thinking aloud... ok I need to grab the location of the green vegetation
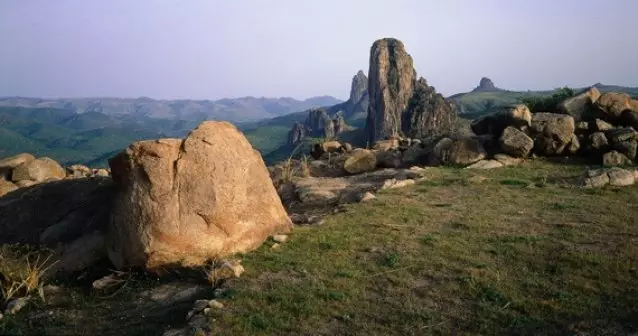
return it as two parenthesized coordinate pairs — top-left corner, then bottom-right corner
(519, 87), (575, 113)
(2, 160), (638, 335)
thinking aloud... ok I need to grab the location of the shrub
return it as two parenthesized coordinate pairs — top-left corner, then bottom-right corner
(519, 87), (574, 113)
(0, 244), (56, 303)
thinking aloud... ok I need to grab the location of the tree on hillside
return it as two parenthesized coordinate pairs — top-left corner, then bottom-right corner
(519, 87), (574, 113)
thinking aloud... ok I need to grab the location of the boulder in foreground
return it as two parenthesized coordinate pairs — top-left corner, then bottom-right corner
(108, 121), (292, 270)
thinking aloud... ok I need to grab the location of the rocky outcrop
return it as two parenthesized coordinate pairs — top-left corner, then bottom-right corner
(402, 77), (456, 139)
(0, 153), (35, 179)
(499, 126), (534, 158)
(107, 121), (292, 270)
(0, 178), (114, 272)
(346, 70), (369, 117)
(471, 104), (532, 138)
(591, 92), (636, 123)
(530, 113), (576, 156)
(471, 77), (501, 92)
(557, 87), (601, 121)
(304, 108), (335, 139)
(288, 122), (307, 145)
(332, 112), (349, 136)
(365, 38), (416, 142)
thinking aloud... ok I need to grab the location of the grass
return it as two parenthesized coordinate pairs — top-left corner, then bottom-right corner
(3, 160), (638, 336)
(206, 160), (638, 335)
(0, 245), (57, 303)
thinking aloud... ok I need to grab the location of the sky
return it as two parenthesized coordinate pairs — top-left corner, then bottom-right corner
(1, 0), (637, 100)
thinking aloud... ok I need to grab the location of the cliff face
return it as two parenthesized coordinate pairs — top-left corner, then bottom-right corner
(365, 38), (416, 142)
(402, 78), (456, 139)
(347, 71), (369, 117)
(471, 77), (502, 92)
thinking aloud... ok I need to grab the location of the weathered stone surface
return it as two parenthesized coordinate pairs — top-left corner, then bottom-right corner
(0, 153), (35, 179)
(402, 145), (429, 166)
(499, 126), (534, 158)
(11, 157), (65, 182)
(107, 121), (292, 270)
(375, 150), (402, 168)
(593, 119), (614, 131)
(304, 108), (335, 139)
(592, 92), (634, 122)
(431, 137), (487, 166)
(0, 178), (113, 272)
(288, 122), (307, 145)
(345, 70), (369, 118)
(373, 139), (399, 151)
(402, 77), (456, 139)
(94, 169), (110, 177)
(14, 180), (37, 188)
(531, 113), (575, 156)
(365, 38), (415, 142)
(557, 87), (600, 121)
(605, 128), (638, 144)
(566, 134), (581, 155)
(465, 160), (504, 169)
(608, 168), (635, 186)
(603, 150), (632, 166)
(621, 110), (638, 130)
(575, 121), (589, 133)
(66, 164), (93, 178)
(493, 154), (522, 166)
(471, 104), (532, 137)
(310, 141), (343, 159)
(589, 132), (609, 150)
(381, 178), (415, 189)
(579, 169), (610, 188)
(343, 149), (377, 174)
(0, 180), (17, 198)
(332, 112), (350, 136)
(614, 140), (638, 160)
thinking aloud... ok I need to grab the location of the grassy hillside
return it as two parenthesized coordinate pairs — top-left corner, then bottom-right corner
(3, 160), (637, 335)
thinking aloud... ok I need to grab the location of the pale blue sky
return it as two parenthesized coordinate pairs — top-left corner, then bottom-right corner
(1, 0), (637, 100)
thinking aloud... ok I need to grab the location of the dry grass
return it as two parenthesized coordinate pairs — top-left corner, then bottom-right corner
(0, 245), (57, 303)
(300, 155), (311, 177)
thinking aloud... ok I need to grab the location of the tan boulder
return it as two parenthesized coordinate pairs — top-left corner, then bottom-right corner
(557, 87), (600, 121)
(499, 126), (534, 158)
(603, 150), (632, 166)
(11, 157), (65, 182)
(107, 121), (292, 270)
(0, 180), (18, 198)
(343, 149), (377, 174)
(0, 153), (35, 179)
(431, 137), (487, 166)
(14, 180), (37, 188)
(470, 104), (532, 137)
(465, 160), (504, 170)
(593, 92), (634, 122)
(66, 164), (92, 178)
(531, 113), (575, 156)
(94, 169), (110, 177)
(372, 139), (400, 151)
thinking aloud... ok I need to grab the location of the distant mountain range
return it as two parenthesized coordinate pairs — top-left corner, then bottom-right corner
(0, 95), (343, 123)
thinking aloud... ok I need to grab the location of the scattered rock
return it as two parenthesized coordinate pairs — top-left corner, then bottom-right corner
(92, 273), (126, 290)
(401, 145), (429, 166)
(593, 119), (614, 131)
(208, 300), (224, 309)
(271, 243), (281, 249)
(11, 157), (65, 183)
(493, 154), (522, 166)
(608, 168), (635, 186)
(272, 234), (289, 243)
(575, 121), (589, 133)
(210, 260), (245, 281)
(499, 126), (534, 157)
(580, 169), (611, 188)
(431, 137), (487, 166)
(614, 140), (637, 160)
(192, 300), (210, 313)
(343, 149), (377, 174)
(359, 191), (376, 202)
(289, 213), (308, 224)
(465, 160), (504, 169)
(107, 122), (292, 270)
(589, 132), (609, 150)
(381, 178), (415, 190)
(470, 104), (532, 137)
(4, 297), (29, 315)
(372, 139), (399, 151)
(375, 150), (402, 168)
(603, 150), (632, 166)
(605, 128), (638, 144)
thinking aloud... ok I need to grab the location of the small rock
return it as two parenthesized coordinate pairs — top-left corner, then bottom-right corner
(203, 308), (212, 316)
(208, 300), (224, 309)
(593, 119), (614, 131)
(465, 160), (504, 170)
(608, 168), (635, 187)
(271, 243), (281, 249)
(580, 169), (610, 188)
(493, 154), (522, 166)
(307, 216), (325, 226)
(408, 166), (426, 172)
(289, 213), (308, 224)
(4, 297), (29, 315)
(603, 150), (632, 166)
(359, 191), (376, 202)
(381, 178), (416, 190)
(193, 300), (209, 312)
(272, 234), (288, 243)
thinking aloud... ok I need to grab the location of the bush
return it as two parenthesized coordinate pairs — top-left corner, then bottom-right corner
(519, 87), (574, 113)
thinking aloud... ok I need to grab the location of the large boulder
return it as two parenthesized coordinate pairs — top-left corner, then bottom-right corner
(614, 140), (638, 161)
(343, 149), (377, 174)
(11, 157), (65, 182)
(365, 38), (416, 142)
(557, 87), (600, 121)
(603, 150), (632, 166)
(470, 104), (532, 138)
(499, 126), (534, 158)
(531, 113), (575, 156)
(589, 132), (609, 151)
(107, 121), (292, 270)
(0, 179), (18, 198)
(592, 92), (635, 123)
(430, 137), (487, 166)
(0, 178), (114, 272)
(605, 128), (638, 144)
(401, 77), (456, 139)
(375, 150), (402, 169)
(0, 153), (35, 179)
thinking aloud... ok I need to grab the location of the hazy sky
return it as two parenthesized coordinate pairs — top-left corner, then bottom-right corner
(1, 0), (637, 100)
